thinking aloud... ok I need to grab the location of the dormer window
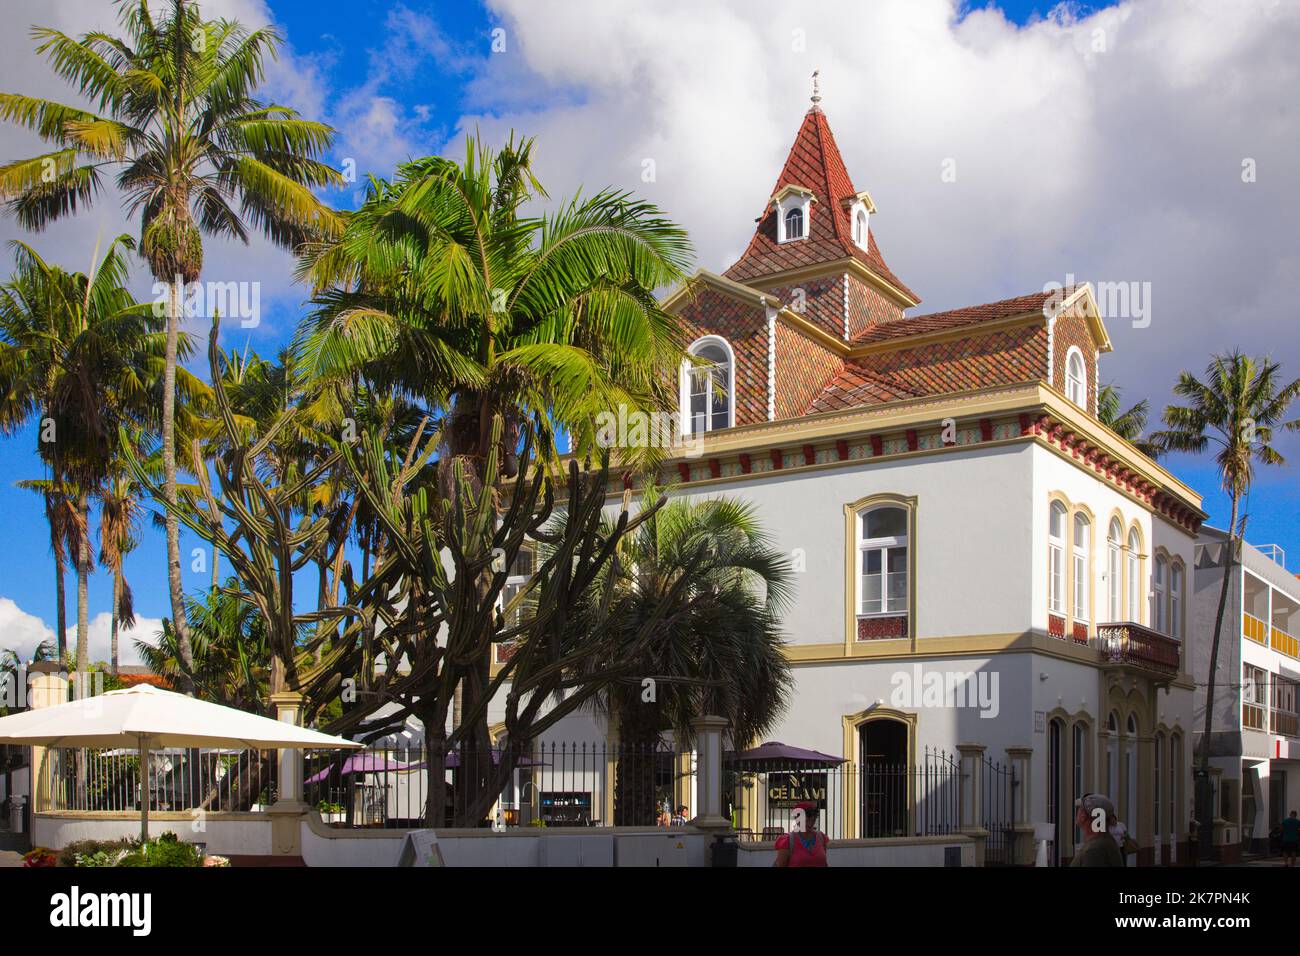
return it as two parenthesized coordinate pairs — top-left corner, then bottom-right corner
(784, 207), (804, 240)
(772, 184), (814, 243)
(846, 192), (876, 252)
(1065, 347), (1087, 408)
(679, 336), (734, 435)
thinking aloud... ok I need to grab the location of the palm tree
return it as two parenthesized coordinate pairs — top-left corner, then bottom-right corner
(1098, 383), (1164, 459)
(13, 482), (81, 662)
(0, 0), (343, 686)
(100, 468), (145, 676)
(1153, 351), (1300, 860)
(296, 135), (691, 740)
(0, 236), (178, 677)
(581, 491), (794, 824)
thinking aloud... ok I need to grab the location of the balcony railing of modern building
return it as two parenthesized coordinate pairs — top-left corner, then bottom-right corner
(1093, 621), (1181, 678)
(1243, 612), (1299, 660)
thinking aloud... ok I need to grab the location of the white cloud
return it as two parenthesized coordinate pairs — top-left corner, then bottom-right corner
(0, 596), (56, 663)
(63, 612), (165, 670)
(456, 0), (1298, 455)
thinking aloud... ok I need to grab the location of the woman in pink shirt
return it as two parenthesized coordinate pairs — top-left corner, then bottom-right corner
(774, 801), (829, 867)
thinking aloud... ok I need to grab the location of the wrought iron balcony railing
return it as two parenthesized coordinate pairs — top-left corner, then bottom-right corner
(1095, 622), (1180, 676)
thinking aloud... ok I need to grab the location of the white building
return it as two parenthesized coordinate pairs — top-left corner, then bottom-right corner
(488, 96), (1206, 865)
(1193, 529), (1300, 860)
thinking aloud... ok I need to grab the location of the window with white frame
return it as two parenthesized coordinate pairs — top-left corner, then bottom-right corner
(858, 505), (908, 616)
(1107, 518), (1123, 621)
(853, 209), (867, 246)
(1153, 555), (1168, 633)
(1170, 563), (1183, 638)
(1127, 528), (1142, 622)
(783, 206), (804, 241)
(501, 546), (536, 631)
(1072, 513), (1090, 622)
(682, 338), (732, 435)
(1065, 348), (1087, 408)
(1049, 502), (1067, 615)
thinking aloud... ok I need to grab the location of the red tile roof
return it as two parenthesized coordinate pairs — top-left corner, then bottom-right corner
(851, 288), (1072, 346)
(724, 107), (918, 303)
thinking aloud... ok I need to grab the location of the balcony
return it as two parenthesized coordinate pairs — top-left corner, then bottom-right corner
(1243, 612), (1300, 659)
(1095, 622), (1180, 678)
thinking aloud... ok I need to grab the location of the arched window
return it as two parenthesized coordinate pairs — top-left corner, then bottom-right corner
(1065, 348), (1087, 408)
(1125, 714), (1139, 844)
(1153, 555), (1168, 633)
(1154, 731), (1165, 850)
(683, 338), (732, 435)
(1106, 712), (1119, 796)
(853, 209), (867, 245)
(858, 505), (908, 616)
(1072, 722), (1087, 847)
(1107, 519), (1123, 621)
(1072, 513), (1090, 622)
(784, 206), (804, 240)
(1127, 528), (1142, 622)
(1049, 502), (1067, 615)
(1170, 564), (1184, 639)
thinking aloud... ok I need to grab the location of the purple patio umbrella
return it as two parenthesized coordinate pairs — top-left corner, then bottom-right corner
(305, 752), (417, 785)
(726, 741), (847, 770)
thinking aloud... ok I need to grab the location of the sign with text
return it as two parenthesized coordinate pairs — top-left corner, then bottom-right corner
(766, 771), (828, 810)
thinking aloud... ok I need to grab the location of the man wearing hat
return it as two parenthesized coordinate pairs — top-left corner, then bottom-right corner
(774, 800), (829, 867)
(1070, 793), (1124, 867)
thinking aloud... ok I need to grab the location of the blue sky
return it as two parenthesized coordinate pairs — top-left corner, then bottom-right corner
(0, 0), (1296, 661)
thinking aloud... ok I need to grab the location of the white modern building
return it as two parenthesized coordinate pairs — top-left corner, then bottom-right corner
(1193, 529), (1300, 861)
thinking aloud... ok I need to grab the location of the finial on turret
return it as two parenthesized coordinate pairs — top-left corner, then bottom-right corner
(811, 70), (822, 109)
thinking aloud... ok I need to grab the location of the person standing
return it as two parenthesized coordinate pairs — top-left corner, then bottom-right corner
(1281, 810), (1300, 866)
(1070, 793), (1124, 867)
(774, 801), (829, 867)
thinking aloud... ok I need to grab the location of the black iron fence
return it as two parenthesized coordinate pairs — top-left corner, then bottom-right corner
(39, 747), (278, 813)
(730, 747), (965, 841)
(304, 741), (695, 829)
(982, 754), (1020, 865)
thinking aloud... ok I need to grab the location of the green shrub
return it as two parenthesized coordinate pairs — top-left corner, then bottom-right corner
(117, 831), (201, 868)
(58, 838), (134, 868)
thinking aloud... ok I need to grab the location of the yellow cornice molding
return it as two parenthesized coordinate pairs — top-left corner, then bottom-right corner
(660, 268), (778, 315)
(744, 257), (920, 310)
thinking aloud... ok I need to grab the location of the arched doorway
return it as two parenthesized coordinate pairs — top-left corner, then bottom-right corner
(860, 719), (908, 837)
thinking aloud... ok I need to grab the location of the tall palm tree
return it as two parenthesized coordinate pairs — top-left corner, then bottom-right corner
(1098, 383), (1164, 459)
(1153, 351), (1300, 860)
(296, 135), (691, 740)
(581, 491), (794, 824)
(0, 0), (343, 686)
(13, 482), (80, 662)
(0, 236), (178, 677)
(100, 467), (146, 676)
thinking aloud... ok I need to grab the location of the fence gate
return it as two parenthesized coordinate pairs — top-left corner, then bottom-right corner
(981, 755), (1019, 865)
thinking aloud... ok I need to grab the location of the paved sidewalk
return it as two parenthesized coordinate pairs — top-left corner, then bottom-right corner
(0, 850), (24, 867)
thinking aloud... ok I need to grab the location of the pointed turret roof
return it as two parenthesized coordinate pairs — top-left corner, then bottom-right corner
(724, 105), (918, 305)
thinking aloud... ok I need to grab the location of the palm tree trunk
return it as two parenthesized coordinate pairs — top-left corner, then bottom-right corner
(1196, 494), (1239, 863)
(110, 569), (121, 677)
(54, 548), (67, 664)
(163, 278), (195, 693)
(75, 493), (90, 679)
(210, 534), (219, 593)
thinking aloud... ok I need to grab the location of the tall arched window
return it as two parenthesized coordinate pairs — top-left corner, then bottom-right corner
(853, 209), (867, 245)
(1107, 519), (1123, 621)
(1170, 564), (1184, 638)
(1065, 348), (1087, 407)
(1127, 528), (1142, 622)
(1072, 722), (1087, 847)
(1125, 714), (1139, 844)
(1153, 555), (1168, 633)
(1154, 731), (1165, 851)
(1049, 502), (1067, 615)
(683, 338), (732, 435)
(1106, 712), (1119, 796)
(784, 206), (804, 240)
(1072, 513), (1090, 623)
(858, 506), (908, 616)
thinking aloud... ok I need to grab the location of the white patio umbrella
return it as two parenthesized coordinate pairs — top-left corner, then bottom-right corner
(0, 684), (362, 841)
